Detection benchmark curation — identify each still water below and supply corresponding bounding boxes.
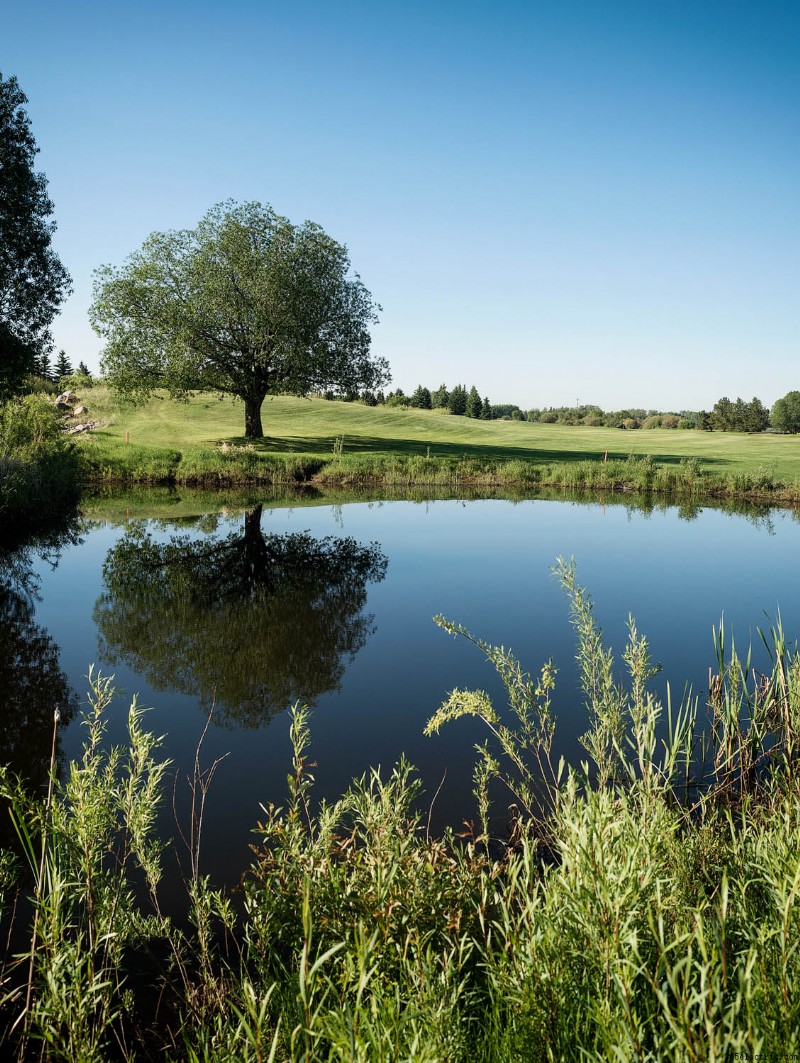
[3,493,800,904]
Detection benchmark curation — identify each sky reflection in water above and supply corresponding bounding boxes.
[8,495,800,898]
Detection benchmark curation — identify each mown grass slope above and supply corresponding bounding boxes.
[75,387,800,478]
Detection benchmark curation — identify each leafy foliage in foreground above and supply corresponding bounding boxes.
[2,564,800,1059]
[0,396,79,532]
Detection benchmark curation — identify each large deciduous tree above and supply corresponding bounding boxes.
[711,395,770,433]
[0,72,71,397]
[771,391,800,434]
[90,201,389,438]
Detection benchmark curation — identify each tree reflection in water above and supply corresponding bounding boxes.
[94,506,388,727]
[0,527,80,849]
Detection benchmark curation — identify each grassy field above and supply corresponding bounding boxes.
[72,386,800,496]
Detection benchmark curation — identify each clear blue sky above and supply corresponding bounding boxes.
[4,0,799,410]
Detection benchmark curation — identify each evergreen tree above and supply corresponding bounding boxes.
[711,395,769,433]
[466,386,482,418]
[77,360,92,380]
[448,384,467,416]
[431,383,449,409]
[481,396,491,420]
[732,397,748,430]
[54,348,72,379]
[410,385,432,409]
[744,397,769,433]
[33,349,52,380]
[710,397,734,431]
[0,72,71,397]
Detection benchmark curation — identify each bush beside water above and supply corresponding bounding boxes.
[2,563,800,1058]
[0,396,79,534]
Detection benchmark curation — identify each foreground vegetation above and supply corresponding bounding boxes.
[65,388,800,502]
[2,562,800,1059]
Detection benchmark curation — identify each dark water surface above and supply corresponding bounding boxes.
[4,492,800,906]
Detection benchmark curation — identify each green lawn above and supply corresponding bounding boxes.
[77,387,800,480]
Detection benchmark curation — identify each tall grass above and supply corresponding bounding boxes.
[2,564,800,1058]
[78,438,326,486]
[318,452,800,507]
[76,441,800,505]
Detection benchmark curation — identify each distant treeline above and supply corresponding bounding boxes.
[526,398,771,432]
[26,349,93,386]
[325,386,800,434]
[323,383,493,419]
[531,393,800,433]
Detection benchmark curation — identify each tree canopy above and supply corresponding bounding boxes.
[90,201,389,437]
[710,396,770,433]
[771,391,800,434]
[94,508,388,726]
[0,72,71,397]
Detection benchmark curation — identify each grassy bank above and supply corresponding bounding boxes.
[2,564,800,1059]
[71,388,800,502]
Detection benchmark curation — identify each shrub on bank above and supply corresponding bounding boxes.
[0,395,79,529]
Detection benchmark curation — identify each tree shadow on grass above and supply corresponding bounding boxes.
[217,433,737,468]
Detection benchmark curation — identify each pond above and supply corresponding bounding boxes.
[3,490,800,910]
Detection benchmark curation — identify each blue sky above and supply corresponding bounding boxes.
[4,0,799,409]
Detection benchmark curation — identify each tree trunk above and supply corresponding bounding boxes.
[242,506,271,593]
[244,396,264,438]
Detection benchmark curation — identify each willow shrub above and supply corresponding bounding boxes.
[0,395,79,528]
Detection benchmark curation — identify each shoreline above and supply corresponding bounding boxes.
[75,450,800,506]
